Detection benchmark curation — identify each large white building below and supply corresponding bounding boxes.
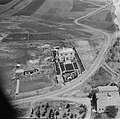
[57,47,75,63]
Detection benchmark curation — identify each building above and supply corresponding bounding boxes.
[15,69,24,79]
[57,47,75,63]
[52,47,80,84]
[96,85,120,113]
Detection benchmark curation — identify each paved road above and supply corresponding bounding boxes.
[12,2,113,105]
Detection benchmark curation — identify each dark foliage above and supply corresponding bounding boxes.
[0,0,13,5]
[104,105,118,118]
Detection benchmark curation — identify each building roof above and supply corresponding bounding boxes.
[41,44,50,48]
[15,69,24,73]
[98,86,118,92]
[58,47,74,54]
[28,59,39,64]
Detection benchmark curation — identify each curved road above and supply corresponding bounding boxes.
[12,1,113,105]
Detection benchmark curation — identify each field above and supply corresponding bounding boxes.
[19,76,53,93]
[70,0,99,12]
[79,4,118,33]
[33,0,100,21]
[80,19,117,33]
[2,32,65,42]
[13,0,46,16]
[18,21,56,33]
[0,0,101,22]
[89,66,112,88]
[0,0,13,5]
[29,33,65,41]
[2,33,28,42]
[83,0,109,6]
[0,0,24,15]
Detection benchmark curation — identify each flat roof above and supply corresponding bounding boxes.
[58,48,74,54]
[15,69,24,73]
[98,86,118,91]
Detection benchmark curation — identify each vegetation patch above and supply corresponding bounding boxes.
[13,0,46,16]
[70,0,99,12]
[87,66,112,88]
[0,0,13,5]
[32,100,88,119]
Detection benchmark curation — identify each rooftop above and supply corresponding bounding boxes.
[58,47,74,54]
[97,86,118,92]
[15,69,24,73]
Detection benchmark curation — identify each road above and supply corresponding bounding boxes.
[12,2,114,105]
[74,1,112,22]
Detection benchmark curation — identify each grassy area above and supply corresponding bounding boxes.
[79,5,117,33]
[80,19,117,33]
[18,21,55,33]
[70,0,99,12]
[88,66,112,88]
[19,79,53,93]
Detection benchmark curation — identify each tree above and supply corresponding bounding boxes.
[35,106,41,118]
[104,105,118,118]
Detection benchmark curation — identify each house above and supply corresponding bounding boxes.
[57,47,75,63]
[97,85,118,92]
[96,85,120,113]
[15,69,24,79]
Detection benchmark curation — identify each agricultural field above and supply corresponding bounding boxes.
[2,33,28,42]
[18,21,58,33]
[79,4,118,33]
[2,32,65,42]
[32,0,100,22]
[70,0,99,12]
[105,36,120,74]
[0,0,101,23]
[83,0,110,6]
[0,0,13,5]
[0,22,26,33]
[13,0,46,16]
[0,0,25,15]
